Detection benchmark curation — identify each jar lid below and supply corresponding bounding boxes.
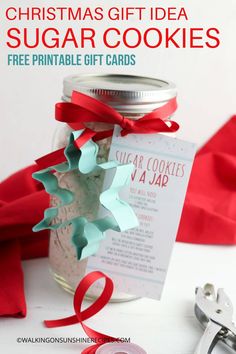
[63,74,177,114]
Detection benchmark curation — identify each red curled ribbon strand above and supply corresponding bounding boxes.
[44,271,118,354]
[36,91,179,169]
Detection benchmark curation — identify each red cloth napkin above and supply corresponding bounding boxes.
[177,115,236,244]
[0,165,49,317]
[0,116,236,318]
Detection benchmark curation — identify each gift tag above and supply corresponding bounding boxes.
[87,127,196,299]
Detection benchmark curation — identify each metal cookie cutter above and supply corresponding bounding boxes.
[194,284,236,353]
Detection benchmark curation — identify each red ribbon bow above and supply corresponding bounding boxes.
[36,91,179,169]
[57,91,179,136]
[44,271,118,354]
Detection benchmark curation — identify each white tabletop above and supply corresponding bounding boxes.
[0,242,235,354]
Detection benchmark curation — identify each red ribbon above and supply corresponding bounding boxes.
[36,91,179,169]
[44,271,118,354]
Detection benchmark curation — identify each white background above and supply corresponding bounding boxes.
[1,244,236,354]
[1,0,236,180]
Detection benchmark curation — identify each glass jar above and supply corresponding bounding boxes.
[49,74,177,301]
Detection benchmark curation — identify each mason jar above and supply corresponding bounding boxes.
[49,74,177,301]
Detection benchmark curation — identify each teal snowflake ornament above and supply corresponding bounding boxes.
[33,129,138,260]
